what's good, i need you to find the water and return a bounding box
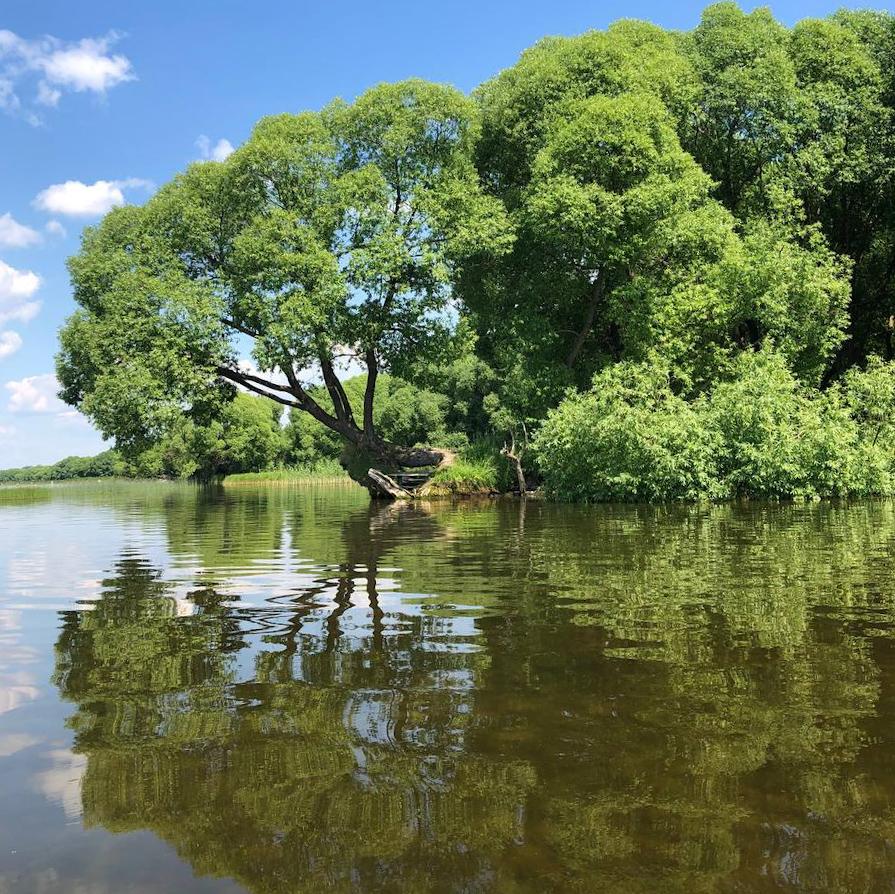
[1,481,895,892]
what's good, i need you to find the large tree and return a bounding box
[57,80,510,495]
[680,3,895,371]
[465,36,849,420]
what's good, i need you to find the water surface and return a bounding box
[1,482,895,892]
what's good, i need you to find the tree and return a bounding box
[126,393,286,479]
[465,65,849,420]
[57,80,510,496]
[681,3,895,371]
[680,3,799,214]
[284,373,455,466]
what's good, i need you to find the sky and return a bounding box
[0,0,888,468]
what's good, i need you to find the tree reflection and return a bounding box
[53,494,895,892]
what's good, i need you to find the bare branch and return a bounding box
[216,366,300,408]
[221,318,261,339]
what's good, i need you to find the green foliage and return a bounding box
[464,14,853,419]
[285,373,464,465]
[704,350,886,498]
[680,3,895,367]
[429,436,515,494]
[842,354,895,447]
[406,323,500,441]
[427,460,497,493]
[0,450,125,483]
[57,79,510,462]
[536,350,895,502]
[125,393,286,479]
[50,6,895,501]
[533,363,722,502]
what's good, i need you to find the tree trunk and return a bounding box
[566,272,605,370]
[504,450,526,495]
[500,426,527,497]
[343,438,454,499]
[217,356,450,499]
[365,469,415,500]
[363,348,378,441]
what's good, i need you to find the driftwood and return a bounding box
[501,424,528,496]
[366,469,416,500]
[366,450,457,500]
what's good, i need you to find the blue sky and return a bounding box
[0,0,887,467]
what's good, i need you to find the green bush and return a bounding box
[705,351,888,497]
[125,393,285,479]
[534,363,722,502]
[535,351,895,502]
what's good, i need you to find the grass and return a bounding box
[426,438,511,495]
[425,459,497,496]
[430,459,498,490]
[223,459,348,485]
[221,440,517,495]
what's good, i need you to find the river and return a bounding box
[1,481,894,892]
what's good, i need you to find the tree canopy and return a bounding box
[58,79,510,491]
[56,4,895,500]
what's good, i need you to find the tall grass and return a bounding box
[223,459,348,485]
[428,436,512,493]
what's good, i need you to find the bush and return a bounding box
[705,351,887,497]
[535,350,895,502]
[534,362,722,502]
[124,393,286,479]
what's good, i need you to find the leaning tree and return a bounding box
[57,80,511,495]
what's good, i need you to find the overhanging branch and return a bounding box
[216,366,300,408]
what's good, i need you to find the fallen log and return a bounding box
[366,469,416,500]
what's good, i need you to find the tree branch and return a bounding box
[221,318,260,339]
[320,353,356,428]
[363,347,378,440]
[566,272,605,369]
[216,366,300,408]
[278,360,358,439]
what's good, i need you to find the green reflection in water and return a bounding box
[45,486,895,892]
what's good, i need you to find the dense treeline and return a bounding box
[51,4,895,499]
[0,378,499,482]
[0,449,124,483]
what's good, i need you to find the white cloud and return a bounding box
[0,76,18,111]
[34,178,152,217]
[0,260,41,324]
[197,135,235,162]
[36,80,60,107]
[0,213,40,248]
[0,331,22,360]
[5,373,64,414]
[0,30,134,118]
[45,219,66,238]
[39,37,133,93]
[34,748,86,819]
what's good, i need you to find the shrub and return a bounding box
[535,350,895,502]
[704,350,884,498]
[533,362,722,501]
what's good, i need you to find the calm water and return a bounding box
[1,483,895,892]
